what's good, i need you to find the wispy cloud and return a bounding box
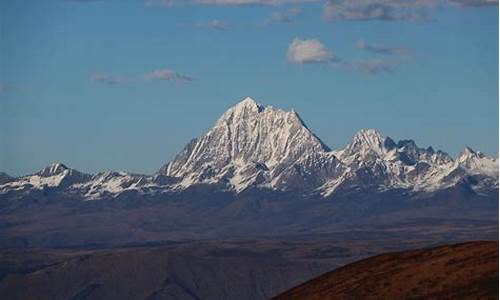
[89,74,130,85]
[146,0,318,6]
[66,0,103,2]
[287,37,396,75]
[323,0,430,22]
[194,19,227,30]
[194,0,312,4]
[287,38,336,64]
[356,39,410,56]
[447,0,498,6]
[80,0,499,15]
[143,0,497,24]
[145,0,176,6]
[267,7,301,23]
[144,69,194,83]
[90,69,193,85]
[192,0,318,5]
[350,59,393,74]
[323,0,497,22]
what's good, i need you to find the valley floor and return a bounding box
[0,226,498,300]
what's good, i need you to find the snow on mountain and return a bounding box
[0,163,91,194]
[456,147,498,177]
[159,97,340,191]
[321,129,497,196]
[0,164,179,200]
[340,128,387,158]
[37,163,71,177]
[158,98,496,195]
[0,97,497,199]
[71,171,158,200]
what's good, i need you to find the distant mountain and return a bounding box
[1,97,497,200]
[272,241,498,300]
[159,97,340,192]
[0,163,91,194]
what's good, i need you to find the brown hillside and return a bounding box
[272,241,499,300]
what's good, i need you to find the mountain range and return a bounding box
[1,97,497,201]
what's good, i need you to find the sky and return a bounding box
[0,0,498,176]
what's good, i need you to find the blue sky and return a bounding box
[0,0,498,176]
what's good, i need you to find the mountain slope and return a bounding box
[0,242,332,300]
[272,241,499,300]
[159,97,340,192]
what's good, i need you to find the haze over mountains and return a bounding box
[1,97,498,200]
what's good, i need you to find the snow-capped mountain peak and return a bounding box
[458,146,483,162]
[38,163,70,177]
[0,163,92,193]
[456,146,498,177]
[159,97,334,191]
[1,97,497,199]
[218,97,265,121]
[233,96,262,110]
[344,129,386,156]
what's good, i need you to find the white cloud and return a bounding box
[286,38,396,74]
[287,38,335,64]
[144,69,193,83]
